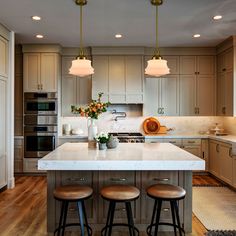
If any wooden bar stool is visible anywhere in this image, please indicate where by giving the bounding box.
[146,183,186,236]
[100,185,140,236]
[53,185,93,236]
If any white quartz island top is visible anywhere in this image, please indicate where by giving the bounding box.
[38,142,205,171]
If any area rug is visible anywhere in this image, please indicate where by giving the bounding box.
[193,187,236,231]
[205,230,236,236]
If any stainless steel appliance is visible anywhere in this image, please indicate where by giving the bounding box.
[24,92,57,115]
[24,92,58,158]
[109,132,145,143]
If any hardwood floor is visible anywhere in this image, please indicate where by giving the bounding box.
[0,175,218,236]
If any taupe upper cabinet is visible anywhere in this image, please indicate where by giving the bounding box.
[179,56,215,116]
[23,53,59,92]
[61,56,91,116]
[0,36,8,78]
[92,55,143,104]
[216,48,233,116]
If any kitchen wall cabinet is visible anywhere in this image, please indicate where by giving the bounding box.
[179,56,215,116]
[92,55,143,104]
[23,53,59,92]
[14,137,23,173]
[144,75,179,116]
[0,78,6,188]
[61,56,91,116]
[0,36,8,78]
[216,48,233,116]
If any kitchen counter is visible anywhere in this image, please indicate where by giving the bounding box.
[40,142,200,233]
[38,142,205,171]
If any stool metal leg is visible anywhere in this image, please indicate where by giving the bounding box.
[77,201,85,236]
[104,201,113,236]
[82,200,90,236]
[62,201,69,236]
[170,201,177,236]
[57,201,66,236]
[154,200,162,236]
[173,201,183,236]
[125,202,136,236]
[147,199,157,235]
[108,201,116,236]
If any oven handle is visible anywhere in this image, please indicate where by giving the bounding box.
[52,136,56,149]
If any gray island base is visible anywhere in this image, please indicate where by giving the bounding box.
[38,143,205,234]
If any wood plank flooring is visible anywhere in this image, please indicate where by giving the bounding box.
[0,174,220,236]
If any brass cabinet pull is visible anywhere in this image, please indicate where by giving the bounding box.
[194,107,197,114]
[110,178,127,182]
[188,141,196,144]
[216,144,219,153]
[69,207,77,212]
[197,107,200,114]
[157,108,161,114]
[161,108,164,114]
[169,141,176,144]
[229,147,233,157]
[162,208,170,212]
[115,208,126,212]
[222,107,226,115]
[67,177,86,182]
[41,84,43,90]
[153,178,169,182]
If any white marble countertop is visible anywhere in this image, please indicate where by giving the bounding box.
[38,142,205,171]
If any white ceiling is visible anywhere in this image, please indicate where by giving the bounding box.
[0,0,236,47]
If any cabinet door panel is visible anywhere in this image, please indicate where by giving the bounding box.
[182,146,201,158]
[180,56,196,75]
[225,71,233,116]
[143,78,159,116]
[109,56,125,94]
[61,76,77,116]
[0,79,6,188]
[219,144,233,185]
[92,56,109,99]
[62,56,75,76]
[160,75,179,116]
[126,56,143,94]
[179,75,196,115]
[40,53,58,92]
[0,36,8,78]
[77,77,92,105]
[209,141,220,177]
[163,56,179,75]
[23,53,40,92]
[225,49,233,71]
[197,56,215,75]
[216,73,225,115]
[196,75,215,115]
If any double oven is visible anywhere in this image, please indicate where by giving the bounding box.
[24,92,58,158]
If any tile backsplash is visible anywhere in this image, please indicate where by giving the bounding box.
[59,112,225,136]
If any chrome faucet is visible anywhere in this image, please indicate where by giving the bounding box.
[112,109,127,121]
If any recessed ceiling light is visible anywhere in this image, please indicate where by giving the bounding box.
[32,16,41,21]
[36,34,44,39]
[213,15,222,20]
[115,34,122,38]
[193,34,201,38]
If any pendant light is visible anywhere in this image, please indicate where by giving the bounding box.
[69,0,94,77]
[145,0,170,77]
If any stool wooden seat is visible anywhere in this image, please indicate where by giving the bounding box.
[101,185,140,236]
[54,185,93,236]
[146,184,186,236]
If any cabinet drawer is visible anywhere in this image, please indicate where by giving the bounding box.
[163,139,182,146]
[61,171,93,185]
[182,139,201,146]
[14,160,23,173]
[23,159,45,173]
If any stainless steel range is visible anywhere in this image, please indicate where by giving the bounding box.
[109,132,144,143]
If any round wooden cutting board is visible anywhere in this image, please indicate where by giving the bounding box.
[143,117,161,134]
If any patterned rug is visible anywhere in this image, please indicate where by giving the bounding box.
[205,230,236,236]
[193,187,236,230]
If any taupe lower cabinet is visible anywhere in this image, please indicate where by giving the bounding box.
[49,170,192,233]
[209,140,233,186]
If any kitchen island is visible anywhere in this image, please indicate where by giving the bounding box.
[38,142,205,233]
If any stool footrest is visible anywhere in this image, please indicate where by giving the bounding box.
[147,222,185,236]
[101,223,139,236]
[54,223,92,236]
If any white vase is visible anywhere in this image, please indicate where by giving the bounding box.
[88,118,98,148]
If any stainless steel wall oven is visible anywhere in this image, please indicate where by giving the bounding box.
[24,92,58,158]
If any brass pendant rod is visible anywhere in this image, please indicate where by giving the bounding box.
[79,4,84,58]
[154,5,160,58]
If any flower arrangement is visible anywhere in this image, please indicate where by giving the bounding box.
[71,93,110,119]
[95,132,110,144]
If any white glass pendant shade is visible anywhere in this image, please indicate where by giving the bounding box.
[145,58,170,77]
[69,58,94,77]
